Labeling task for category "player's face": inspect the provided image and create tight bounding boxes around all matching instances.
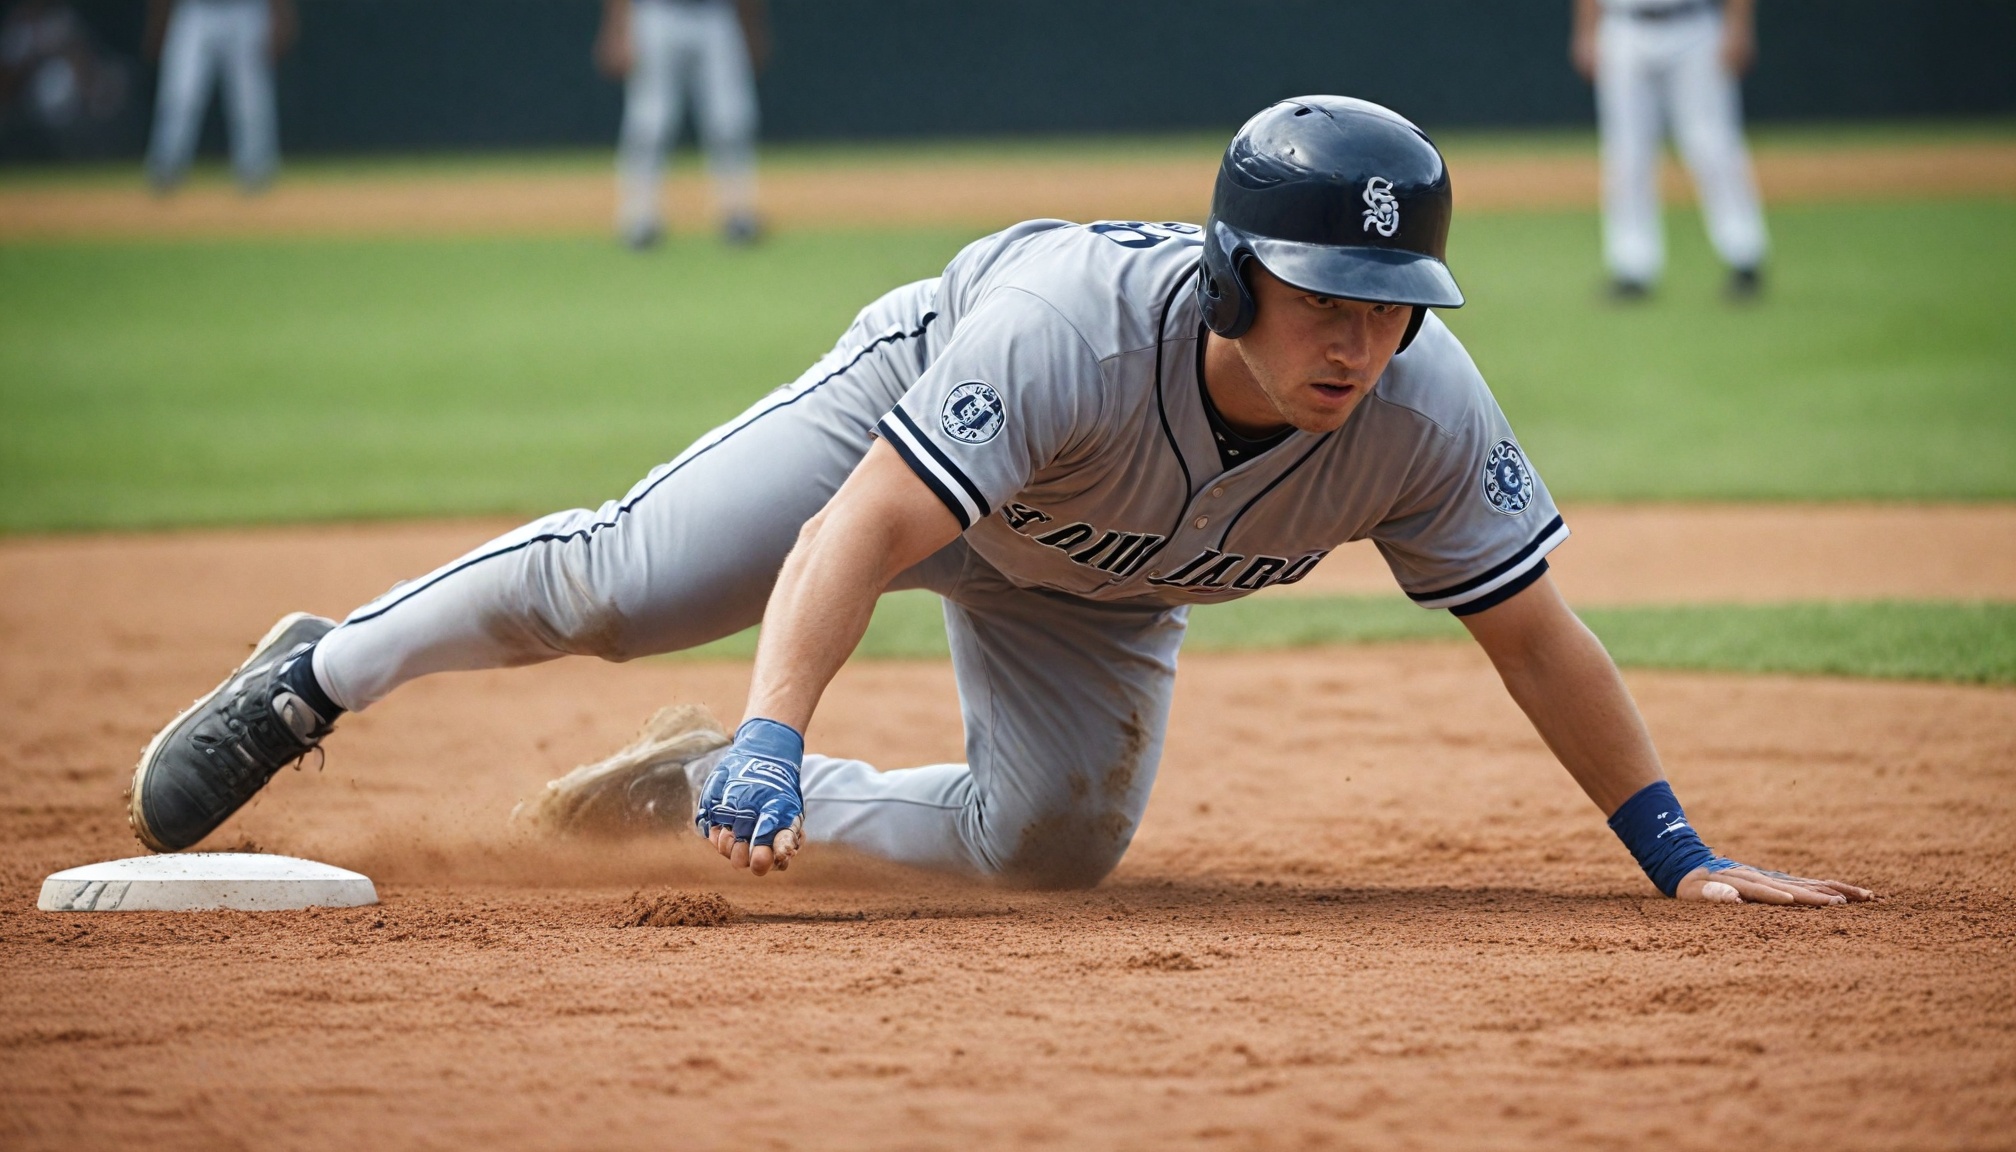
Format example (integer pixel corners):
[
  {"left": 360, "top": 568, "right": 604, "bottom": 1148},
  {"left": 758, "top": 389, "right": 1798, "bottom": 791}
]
[{"left": 1232, "top": 265, "right": 1412, "bottom": 434}]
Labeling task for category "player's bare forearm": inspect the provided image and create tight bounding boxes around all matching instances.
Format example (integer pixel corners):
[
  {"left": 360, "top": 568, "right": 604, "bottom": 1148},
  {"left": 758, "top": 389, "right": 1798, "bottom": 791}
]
[
  {"left": 1462, "top": 575, "right": 1874, "bottom": 905},
  {"left": 1570, "top": 0, "right": 1600, "bottom": 80},
  {"left": 144, "top": 0, "right": 172, "bottom": 60},
  {"left": 1459, "top": 573, "right": 1659, "bottom": 816},
  {"left": 744, "top": 439, "right": 962, "bottom": 734},
  {"left": 736, "top": 0, "right": 771, "bottom": 71},
  {"left": 593, "top": 0, "right": 631, "bottom": 77},
  {"left": 268, "top": 0, "right": 298, "bottom": 60},
  {"left": 1720, "top": 0, "right": 1757, "bottom": 74},
  {"left": 710, "top": 441, "right": 958, "bottom": 875}
]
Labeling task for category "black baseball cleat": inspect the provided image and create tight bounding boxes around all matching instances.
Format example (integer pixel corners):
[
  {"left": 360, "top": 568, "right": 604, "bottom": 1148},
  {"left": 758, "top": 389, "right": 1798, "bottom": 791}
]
[
  {"left": 722, "top": 212, "right": 763, "bottom": 247},
  {"left": 1725, "top": 265, "right": 1764, "bottom": 301},
  {"left": 1606, "top": 276, "right": 1652, "bottom": 302},
  {"left": 127, "top": 612, "right": 340, "bottom": 853},
  {"left": 621, "top": 221, "right": 664, "bottom": 251}
]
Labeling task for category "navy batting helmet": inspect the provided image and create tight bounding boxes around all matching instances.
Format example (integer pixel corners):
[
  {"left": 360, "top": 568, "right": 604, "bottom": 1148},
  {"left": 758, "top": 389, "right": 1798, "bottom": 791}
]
[{"left": 1199, "top": 96, "right": 1463, "bottom": 351}]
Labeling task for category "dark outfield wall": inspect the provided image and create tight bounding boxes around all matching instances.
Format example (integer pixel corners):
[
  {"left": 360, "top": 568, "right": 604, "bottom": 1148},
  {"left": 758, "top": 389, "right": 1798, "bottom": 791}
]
[{"left": 13, "top": 0, "right": 2016, "bottom": 159}]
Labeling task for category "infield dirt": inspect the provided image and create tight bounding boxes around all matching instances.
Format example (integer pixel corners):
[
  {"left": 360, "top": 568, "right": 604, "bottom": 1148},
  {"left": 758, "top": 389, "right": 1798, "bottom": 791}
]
[
  {"left": 2, "top": 514, "right": 2012, "bottom": 1150},
  {"left": 2, "top": 137, "right": 2010, "bottom": 240}
]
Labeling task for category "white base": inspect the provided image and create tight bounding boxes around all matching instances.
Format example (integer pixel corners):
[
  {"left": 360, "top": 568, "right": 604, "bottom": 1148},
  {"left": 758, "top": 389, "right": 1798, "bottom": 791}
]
[{"left": 38, "top": 853, "right": 378, "bottom": 912}]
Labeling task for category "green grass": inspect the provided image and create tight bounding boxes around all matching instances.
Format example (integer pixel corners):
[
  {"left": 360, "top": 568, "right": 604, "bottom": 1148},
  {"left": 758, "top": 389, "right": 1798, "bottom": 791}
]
[
  {"left": 3, "top": 195, "right": 2011, "bottom": 532},
  {"left": 1575, "top": 601, "right": 2016, "bottom": 684},
  {"left": 0, "top": 230, "right": 971, "bottom": 529},
  {"left": 1439, "top": 199, "right": 2016, "bottom": 500},
  {"left": 673, "top": 591, "right": 2016, "bottom": 685}
]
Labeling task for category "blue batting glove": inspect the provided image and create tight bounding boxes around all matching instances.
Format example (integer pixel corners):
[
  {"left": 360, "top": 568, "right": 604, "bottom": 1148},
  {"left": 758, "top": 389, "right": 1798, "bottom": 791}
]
[{"left": 695, "top": 718, "right": 805, "bottom": 849}]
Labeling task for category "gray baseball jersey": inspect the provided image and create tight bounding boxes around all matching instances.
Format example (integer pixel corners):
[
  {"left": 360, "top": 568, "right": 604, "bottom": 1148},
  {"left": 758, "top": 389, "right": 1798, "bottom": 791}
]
[
  {"left": 876, "top": 218, "right": 1566, "bottom": 614},
  {"left": 313, "top": 218, "right": 1565, "bottom": 888}
]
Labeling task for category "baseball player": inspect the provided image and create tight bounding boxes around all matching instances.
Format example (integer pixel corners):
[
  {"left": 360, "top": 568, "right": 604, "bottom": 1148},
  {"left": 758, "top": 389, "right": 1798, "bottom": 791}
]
[
  {"left": 1572, "top": 0, "right": 1768, "bottom": 298},
  {"left": 127, "top": 97, "right": 1869, "bottom": 907},
  {"left": 596, "top": 0, "right": 765, "bottom": 249},
  {"left": 142, "top": 0, "right": 293, "bottom": 193}
]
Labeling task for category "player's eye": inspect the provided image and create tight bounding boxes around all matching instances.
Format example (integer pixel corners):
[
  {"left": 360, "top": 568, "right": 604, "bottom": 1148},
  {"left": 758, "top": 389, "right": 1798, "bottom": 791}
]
[{"left": 1308, "top": 295, "right": 1337, "bottom": 308}]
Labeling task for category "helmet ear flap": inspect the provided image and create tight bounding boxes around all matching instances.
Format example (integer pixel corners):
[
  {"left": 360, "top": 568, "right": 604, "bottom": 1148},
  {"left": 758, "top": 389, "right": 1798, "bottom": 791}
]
[
  {"left": 1199, "top": 221, "right": 1257, "bottom": 339},
  {"left": 1396, "top": 306, "right": 1428, "bottom": 354}
]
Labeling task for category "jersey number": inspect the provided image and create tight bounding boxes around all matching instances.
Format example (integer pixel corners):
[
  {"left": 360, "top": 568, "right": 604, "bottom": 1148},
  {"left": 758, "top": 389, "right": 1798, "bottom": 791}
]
[{"left": 1089, "top": 221, "right": 1202, "bottom": 249}]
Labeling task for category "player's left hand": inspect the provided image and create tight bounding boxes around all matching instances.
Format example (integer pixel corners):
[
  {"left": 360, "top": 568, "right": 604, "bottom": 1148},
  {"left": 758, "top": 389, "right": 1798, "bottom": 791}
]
[
  {"left": 1719, "top": 23, "right": 1757, "bottom": 75},
  {"left": 593, "top": 28, "right": 633, "bottom": 78},
  {"left": 695, "top": 718, "right": 805, "bottom": 876},
  {"left": 1675, "top": 863, "right": 1875, "bottom": 906}
]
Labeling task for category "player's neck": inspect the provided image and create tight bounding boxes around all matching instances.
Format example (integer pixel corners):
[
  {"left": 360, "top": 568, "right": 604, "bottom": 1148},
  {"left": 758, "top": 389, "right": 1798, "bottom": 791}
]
[{"left": 1200, "top": 330, "right": 1295, "bottom": 439}]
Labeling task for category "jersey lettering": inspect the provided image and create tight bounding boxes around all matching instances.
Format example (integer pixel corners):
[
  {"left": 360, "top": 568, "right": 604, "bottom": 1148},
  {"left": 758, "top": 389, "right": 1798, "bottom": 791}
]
[
  {"left": 1033, "top": 522, "right": 1096, "bottom": 550},
  {"left": 1231, "top": 556, "right": 1286, "bottom": 590},
  {"left": 1147, "top": 547, "right": 1330, "bottom": 592},
  {"left": 1003, "top": 507, "right": 1166, "bottom": 578},
  {"left": 1185, "top": 553, "right": 1248, "bottom": 589},
  {"left": 1000, "top": 503, "right": 1053, "bottom": 532},
  {"left": 1273, "top": 551, "right": 1327, "bottom": 585}
]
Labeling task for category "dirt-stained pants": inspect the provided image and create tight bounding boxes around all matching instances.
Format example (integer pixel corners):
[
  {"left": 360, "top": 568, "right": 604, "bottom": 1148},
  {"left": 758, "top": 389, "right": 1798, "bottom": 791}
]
[{"left": 313, "top": 280, "right": 1183, "bottom": 889}]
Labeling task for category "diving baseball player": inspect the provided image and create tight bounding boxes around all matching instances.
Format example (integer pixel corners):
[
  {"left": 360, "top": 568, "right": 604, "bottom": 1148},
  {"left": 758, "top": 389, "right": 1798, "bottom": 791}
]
[
  {"left": 1572, "top": 0, "right": 1769, "bottom": 298},
  {"left": 143, "top": 0, "right": 294, "bottom": 192},
  {"left": 127, "top": 97, "right": 1869, "bottom": 907},
  {"left": 597, "top": 0, "right": 765, "bottom": 249}
]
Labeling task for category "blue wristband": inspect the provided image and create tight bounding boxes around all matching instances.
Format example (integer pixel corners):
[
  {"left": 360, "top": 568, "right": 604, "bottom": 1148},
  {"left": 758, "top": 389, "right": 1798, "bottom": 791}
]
[
  {"left": 694, "top": 719, "right": 807, "bottom": 848},
  {"left": 1606, "top": 781, "right": 1734, "bottom": 897},
  {"left": 734, "top": 717, "right": 804, "bottom": 765}
]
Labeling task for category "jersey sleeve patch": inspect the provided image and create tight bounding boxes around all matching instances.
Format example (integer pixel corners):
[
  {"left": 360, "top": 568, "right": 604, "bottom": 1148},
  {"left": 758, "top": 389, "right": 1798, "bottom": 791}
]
[
  {"left": 940, "top": 382, "right": 1006, "bottom": 444},
  {"left": 1482, "top": 439, "right": 1535, "bottom": 515},
  {"left": 1406, "top": 514, "right": 1567, "bottom": 611},
  {"left": 878, "top": 405, "right": 991, "bottom": 530}
]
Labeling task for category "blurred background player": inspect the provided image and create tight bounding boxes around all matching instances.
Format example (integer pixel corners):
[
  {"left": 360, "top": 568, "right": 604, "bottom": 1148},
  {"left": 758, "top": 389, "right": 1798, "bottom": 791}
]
[
  {"left": 143, "top": 0, "right": 296, "bottom": 193},
  {"left": 1572, "top": 0, "right": 1768, "bottom": 299},
  {"left": 596, "top": 0, "right": 766, "bottom": 250},
  {"left": 0, "top": 0, "right": 132, "bottom": 158}
]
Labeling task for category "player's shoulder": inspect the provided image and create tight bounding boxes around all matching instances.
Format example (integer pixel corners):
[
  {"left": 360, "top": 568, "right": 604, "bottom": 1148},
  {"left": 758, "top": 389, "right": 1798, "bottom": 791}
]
[
  {"left": 1361, "top": 311, "right": 1496, "bottom": 439},
  {"left": 941, "top": 219, "right": 1204, "bottom": 361}
]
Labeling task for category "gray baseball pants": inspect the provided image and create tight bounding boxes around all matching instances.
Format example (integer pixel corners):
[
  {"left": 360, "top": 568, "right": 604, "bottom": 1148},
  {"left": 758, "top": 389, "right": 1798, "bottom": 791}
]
[
  {"left": 616, "top": 0, "right": 759, "bottom": 235},
  {"left": 146, "top": 0, "right": 278, "bottom": 189},
  {"left": 313, "top": 280, "right": 1185, "bottom": 889},
  {"left": 1596, "top": 7, "right": 1768, "bottom": 283}
]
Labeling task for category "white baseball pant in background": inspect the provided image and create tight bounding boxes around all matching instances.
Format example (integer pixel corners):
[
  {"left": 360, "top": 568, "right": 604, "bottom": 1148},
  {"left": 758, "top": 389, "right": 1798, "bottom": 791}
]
[
  {"left": 616, "top": 0, "right": 759, "bottom": 241},
  {"left": 145, "top": 0, "right": 276, "bottom": 190},
  {"left": 1595, "top": 4, "right": 1767, "bottom": 285}
]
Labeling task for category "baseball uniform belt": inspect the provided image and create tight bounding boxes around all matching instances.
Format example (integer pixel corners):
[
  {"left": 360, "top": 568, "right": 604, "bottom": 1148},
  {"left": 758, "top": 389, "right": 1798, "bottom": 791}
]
[{"left": 1627, "top": 1, "right": 1714, "bottom": 22}]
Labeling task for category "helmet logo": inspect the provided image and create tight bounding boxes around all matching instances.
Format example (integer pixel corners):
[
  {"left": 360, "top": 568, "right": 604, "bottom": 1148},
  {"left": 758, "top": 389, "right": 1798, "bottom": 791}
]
[{"left": 1361, "top": 176, "right": 1400, "bottom": 238}]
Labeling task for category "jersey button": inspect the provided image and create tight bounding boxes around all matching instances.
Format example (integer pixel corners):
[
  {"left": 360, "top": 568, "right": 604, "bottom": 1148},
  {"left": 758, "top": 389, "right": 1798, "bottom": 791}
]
[
  {"left": 1193, "top": 516, "right": 1210, "bottom": 529},
  {"left": 1209, "top": 486, "right": 1225, "bottom": 498}
]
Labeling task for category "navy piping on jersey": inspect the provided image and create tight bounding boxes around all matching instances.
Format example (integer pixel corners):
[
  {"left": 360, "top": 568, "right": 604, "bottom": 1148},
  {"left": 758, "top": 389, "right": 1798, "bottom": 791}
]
[
  {"left": 1212, "top": 433, "right": 1333, "bottom": 550},
  {"left": 343, "top": 312, "right": 938, "bottom": 627},
  {"left": 1406, "top": 514, "right": 1568, "bottom": 612},
  {"left": 877, "top": 404, "right": 991, "bottom": 530},
  {"left": 1448, "top": 558, "right": 1550, "bottom": 617},
  {"left": 1142, "top": 266, "right": 1202, "bottom": 572}
]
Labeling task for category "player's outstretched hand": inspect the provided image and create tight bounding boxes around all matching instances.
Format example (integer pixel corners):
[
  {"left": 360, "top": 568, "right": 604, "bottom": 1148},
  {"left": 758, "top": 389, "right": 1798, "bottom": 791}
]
[
  {"left": 695, "top": 718, "right": 805, "bottom": 877},
  {"left": 1676, "top": 864, "right": 1875, "bottom": 906}
]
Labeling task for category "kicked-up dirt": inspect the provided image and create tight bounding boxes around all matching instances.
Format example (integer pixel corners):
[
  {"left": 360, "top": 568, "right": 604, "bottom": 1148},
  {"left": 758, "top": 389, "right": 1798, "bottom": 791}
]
[{"left": 0, "top": 515, "right": 2012, "bottom": 1150}]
